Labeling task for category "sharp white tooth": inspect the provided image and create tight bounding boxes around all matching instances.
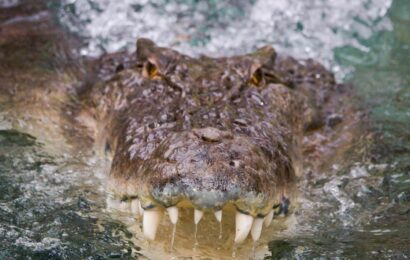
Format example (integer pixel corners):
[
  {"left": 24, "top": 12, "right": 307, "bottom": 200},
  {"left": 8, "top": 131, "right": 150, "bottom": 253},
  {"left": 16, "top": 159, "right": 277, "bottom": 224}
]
[
  {"left": 138, "top": 200, "right": 144, "bottom": 216},
  {"left": 264, "top": 210, "right": 274, "bottom": 227},
  {"left": 214, "top": 210, "right": 222, "bottom": 222},
  {"left": 251, "top": 218, "right": 264, "bottom": 241},
  {"left": 167, "top": 206, "right": 179, "bottom": 225},
  {"left": 130, "top": 199, "right": 140, "bottom": 215},
  {"left": 143, "top": 208, "right": 163, "bottom": 240},
  {"left": 194, "top": 209, "right": 204, "bottom": 225},
  {"left": 234, "top": 211, "right": 254, "bottom": 244}
]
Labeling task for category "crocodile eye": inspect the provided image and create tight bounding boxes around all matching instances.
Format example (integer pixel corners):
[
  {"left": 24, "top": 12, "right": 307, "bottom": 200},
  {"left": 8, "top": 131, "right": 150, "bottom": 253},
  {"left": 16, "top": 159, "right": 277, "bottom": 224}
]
[
  {"left": 250, "top": 67, "right": 263, "bottom": 86},
  {"left": 143, "top": 61, "right": 159, "bottom": 79}
]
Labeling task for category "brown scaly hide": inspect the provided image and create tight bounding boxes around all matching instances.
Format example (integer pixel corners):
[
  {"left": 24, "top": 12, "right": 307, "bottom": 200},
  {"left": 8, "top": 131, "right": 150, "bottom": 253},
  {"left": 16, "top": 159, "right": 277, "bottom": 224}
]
[{"left": 76, "top": 39, "right": 361, "bottom": 215}]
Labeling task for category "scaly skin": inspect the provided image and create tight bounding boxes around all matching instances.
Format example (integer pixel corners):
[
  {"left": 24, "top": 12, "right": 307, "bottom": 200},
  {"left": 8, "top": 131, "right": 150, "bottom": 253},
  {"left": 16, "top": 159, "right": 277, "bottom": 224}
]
[
  {"left": 78, "top": 38, "right": 357, "bottom": 217},
  {"left": 0, "top": 2, "right": 363, "bottom": 246}
]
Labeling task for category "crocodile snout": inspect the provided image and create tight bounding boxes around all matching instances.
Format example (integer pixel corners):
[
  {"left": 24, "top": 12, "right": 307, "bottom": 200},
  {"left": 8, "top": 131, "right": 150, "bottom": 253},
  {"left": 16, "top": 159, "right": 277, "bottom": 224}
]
[{"left": 107, "top": 126, "right": 294, "bottom": 242}]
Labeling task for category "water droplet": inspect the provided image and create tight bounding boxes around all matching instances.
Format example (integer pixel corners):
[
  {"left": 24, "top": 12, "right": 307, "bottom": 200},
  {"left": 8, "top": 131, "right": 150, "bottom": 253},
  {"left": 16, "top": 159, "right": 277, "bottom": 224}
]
[
  {"left": 193, "top": 223, "right": 199, "bottom": 251},
  {"left": 218, "top": 221, "right": 222, "bottom": 239},
  {"left": 232, "top": 243, "right": 237, "bottom": 258},
  {"left": 170, "top": 224, "right": 176, "bottom": 252}
]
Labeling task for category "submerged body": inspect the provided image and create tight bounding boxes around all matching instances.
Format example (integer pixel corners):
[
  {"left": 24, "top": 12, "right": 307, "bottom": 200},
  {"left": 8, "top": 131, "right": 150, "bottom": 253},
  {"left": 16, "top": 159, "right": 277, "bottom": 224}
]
[{"left": 75, "top": 38, "right": 359, "bottom": 243}]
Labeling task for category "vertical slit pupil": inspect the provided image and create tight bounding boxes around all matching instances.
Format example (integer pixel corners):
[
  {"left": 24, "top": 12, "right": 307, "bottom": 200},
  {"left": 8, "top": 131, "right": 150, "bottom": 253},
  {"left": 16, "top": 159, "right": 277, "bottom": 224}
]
[
  {"left": 146, "top": 61, "right": 158, "bottom": 77},
  {"left": 251, "top": 68, "right": 263, "bottom": 86}
]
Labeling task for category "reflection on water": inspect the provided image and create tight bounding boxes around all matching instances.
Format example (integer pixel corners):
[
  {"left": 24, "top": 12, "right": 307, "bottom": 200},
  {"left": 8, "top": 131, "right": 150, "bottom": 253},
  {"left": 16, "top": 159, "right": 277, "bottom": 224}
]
[{"left": 0, "top": 0, "right": 409, "bottom": 259}]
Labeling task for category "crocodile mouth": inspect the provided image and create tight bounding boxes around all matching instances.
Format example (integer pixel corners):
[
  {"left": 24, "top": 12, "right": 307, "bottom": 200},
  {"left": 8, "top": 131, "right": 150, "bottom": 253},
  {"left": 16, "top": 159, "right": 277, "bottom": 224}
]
[
  {"left": 106, "top": 194, "right": 291, "bottom": 245},
  {"left": 106, "top": 127, "right": 296, "bottom": 244}
]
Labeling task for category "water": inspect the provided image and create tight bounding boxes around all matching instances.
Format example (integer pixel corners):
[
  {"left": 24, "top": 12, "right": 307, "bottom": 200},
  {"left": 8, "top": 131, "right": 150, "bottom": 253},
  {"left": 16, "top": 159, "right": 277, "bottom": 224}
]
[
  {"left": 1, "top": 0, "right": 409, "bottom": 258},
  {"left": 52, "top": 0, "right": 392, "bottom": 78}
]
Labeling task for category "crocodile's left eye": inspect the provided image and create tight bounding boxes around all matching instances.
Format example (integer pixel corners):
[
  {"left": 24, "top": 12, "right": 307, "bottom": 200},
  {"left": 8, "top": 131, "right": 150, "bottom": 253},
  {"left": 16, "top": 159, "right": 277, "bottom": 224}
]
[
  {"left": 143, "top": 60, "right": 160, "bottom": 79},
  {"left": 250, "top": 67, "right": 264, "bottom": 87}
]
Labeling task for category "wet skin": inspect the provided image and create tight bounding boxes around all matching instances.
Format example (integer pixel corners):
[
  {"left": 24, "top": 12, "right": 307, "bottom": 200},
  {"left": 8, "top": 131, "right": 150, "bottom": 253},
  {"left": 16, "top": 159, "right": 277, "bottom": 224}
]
[
  {"left": 0, "top": 1, "right": 365, "bottom": 250},
  {"left": 78, "top": 38, "right": 358, "bottom": 221}
]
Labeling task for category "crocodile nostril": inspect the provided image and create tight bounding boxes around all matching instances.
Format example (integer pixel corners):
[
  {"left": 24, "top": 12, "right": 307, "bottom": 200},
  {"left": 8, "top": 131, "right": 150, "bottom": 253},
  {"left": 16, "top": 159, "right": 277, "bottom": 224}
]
[{"left": 229, "top": 160, "right": 240, "bottom": 167}]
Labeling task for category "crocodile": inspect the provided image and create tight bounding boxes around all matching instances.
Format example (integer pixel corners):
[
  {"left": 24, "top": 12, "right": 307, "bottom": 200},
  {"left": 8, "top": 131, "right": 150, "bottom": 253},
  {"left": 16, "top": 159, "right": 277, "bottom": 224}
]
[{"left": 73, "top": 38, "right": 359, "bottom": 243}]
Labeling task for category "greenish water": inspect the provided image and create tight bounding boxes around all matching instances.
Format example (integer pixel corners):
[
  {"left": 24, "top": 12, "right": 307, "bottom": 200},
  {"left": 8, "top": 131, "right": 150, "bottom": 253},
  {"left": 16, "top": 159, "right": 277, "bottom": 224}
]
[
  {"left": 337, "top": 0, "right": 410, "bottom": 202},
  {"left": 0, "top": 0, "right": 409, "bottom": 259}
]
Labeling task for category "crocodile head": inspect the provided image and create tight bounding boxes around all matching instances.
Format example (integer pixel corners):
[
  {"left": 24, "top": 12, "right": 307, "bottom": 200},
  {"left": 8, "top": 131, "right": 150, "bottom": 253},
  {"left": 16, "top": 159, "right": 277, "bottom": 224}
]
[{"left": 89, "top": 38, "right": 302, "bottom": 243}]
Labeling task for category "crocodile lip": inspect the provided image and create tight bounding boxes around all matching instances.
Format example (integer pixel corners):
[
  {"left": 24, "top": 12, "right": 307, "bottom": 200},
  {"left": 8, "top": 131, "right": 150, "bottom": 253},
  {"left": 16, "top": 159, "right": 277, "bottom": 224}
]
[{"left": 107, "top": 127, "right": 295, "bottom": 243}]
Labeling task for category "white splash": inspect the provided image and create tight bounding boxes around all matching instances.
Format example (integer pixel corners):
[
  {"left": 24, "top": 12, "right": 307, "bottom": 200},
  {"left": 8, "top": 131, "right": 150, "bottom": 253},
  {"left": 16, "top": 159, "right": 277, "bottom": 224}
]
[{"left": 57, "top": 0, "right": 392, "bottom": 78}]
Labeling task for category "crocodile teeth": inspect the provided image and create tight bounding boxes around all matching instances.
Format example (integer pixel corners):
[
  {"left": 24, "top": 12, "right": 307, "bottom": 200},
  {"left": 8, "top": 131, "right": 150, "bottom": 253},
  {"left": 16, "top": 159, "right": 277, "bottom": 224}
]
[
  {"left": 167, "top": 206, "right": 179, "bottom": 225},
  {"left": 143, "top": 208, "right": 163, "bottom": 240},
  {"left": 214, "top": 210, "right": 222, "bottom": 222},
  {"left": 264, "top": 210, "right": 274, "bottom": 227},
  {"left": 130, "top": 199, "right": 140, "bottom": 215},
  {"left": 138, "top": 201, "right": 144, "bottom": 216},
  {"left": 251, "top": 218, "right": 264, "bottom": 241},
  {"left": 194, "top": 209, "right": 204, "bottom": 225},
  {"left": 234, "top": 211, "right": 254, "bottom": 244}
]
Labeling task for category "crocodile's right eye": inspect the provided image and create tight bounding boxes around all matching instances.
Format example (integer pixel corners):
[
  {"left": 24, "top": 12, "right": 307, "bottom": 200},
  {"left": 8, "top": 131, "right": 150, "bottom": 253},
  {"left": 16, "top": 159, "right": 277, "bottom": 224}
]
[{"left": 250, "top": 67, "right": 263, "bottom": 87}]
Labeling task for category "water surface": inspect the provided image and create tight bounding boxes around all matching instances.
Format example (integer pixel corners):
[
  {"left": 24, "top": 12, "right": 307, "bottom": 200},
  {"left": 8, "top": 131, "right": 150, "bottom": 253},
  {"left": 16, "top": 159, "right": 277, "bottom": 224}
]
[{"left": 0, "top": 0, "right": 409, "bottom": 258}]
